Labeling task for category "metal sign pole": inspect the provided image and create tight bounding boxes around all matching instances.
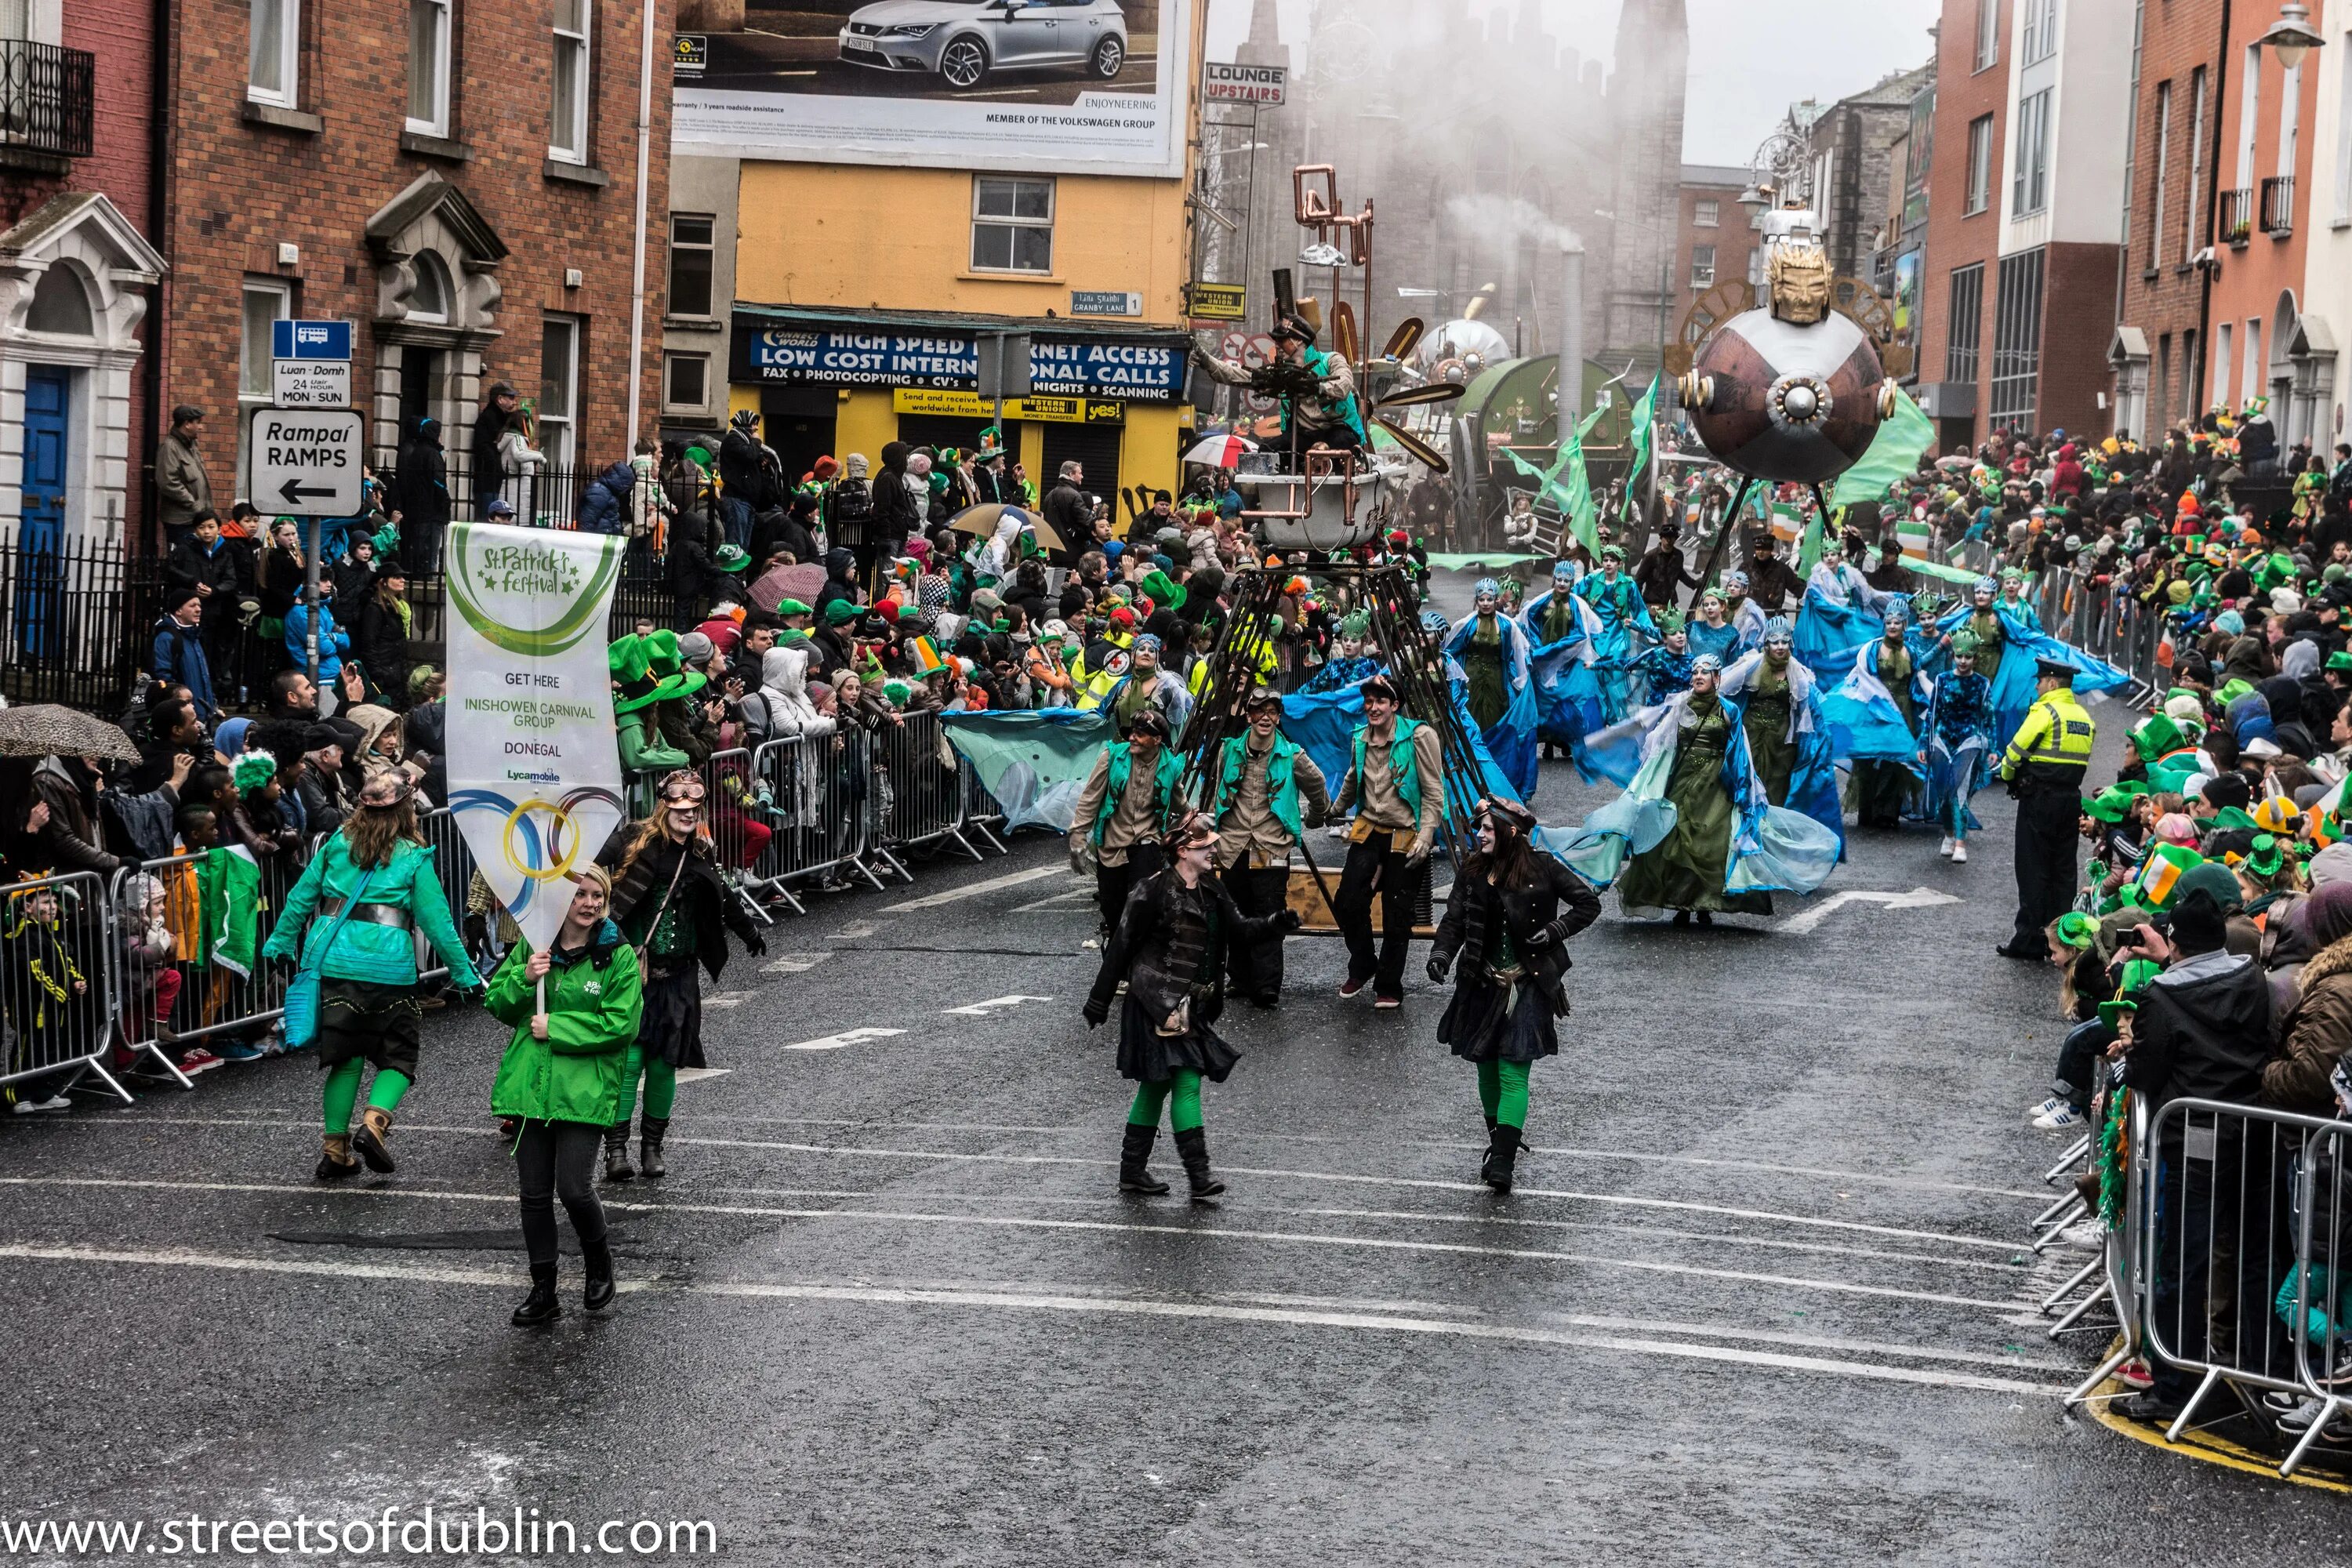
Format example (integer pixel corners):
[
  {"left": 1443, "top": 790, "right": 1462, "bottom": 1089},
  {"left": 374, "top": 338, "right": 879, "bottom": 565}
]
[{"left": 303, "top": 515, "right": 322, "bottom": 688}]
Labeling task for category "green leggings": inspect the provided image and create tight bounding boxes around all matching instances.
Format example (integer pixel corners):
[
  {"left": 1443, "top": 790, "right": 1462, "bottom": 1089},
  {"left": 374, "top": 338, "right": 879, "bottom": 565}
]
[
  {"left": 1476, "top": 1059, "right": 1530, "bottom": 1129},
  {"left": 1127, "top": 1070, "right": 1204, "bottom": 1133},
  {"left": 619, "top": 1045, "right": 677, "bottom": 1122},
  {"left": 321, "top": 1060, "right": 412, "bottom": 1134}
]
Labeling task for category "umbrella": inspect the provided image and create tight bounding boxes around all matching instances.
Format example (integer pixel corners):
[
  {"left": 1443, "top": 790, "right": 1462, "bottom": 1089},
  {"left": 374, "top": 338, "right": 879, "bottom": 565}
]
[
  {"left": 948, "top": 502, "right": 1065, "bottom": 555},
  {"left": 0, "top": 704, "right": 139, "bottom": 764},
  {"left": 1182, "top": 433, "right": 1256, "bottom": 467},
  {"left": 750, "top": 561, "right": 826, "bottom": 615}
]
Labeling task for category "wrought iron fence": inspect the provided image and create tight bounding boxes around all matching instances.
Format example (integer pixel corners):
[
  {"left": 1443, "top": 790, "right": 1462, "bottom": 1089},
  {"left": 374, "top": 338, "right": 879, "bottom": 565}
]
[{"left": 2261, "top": 174, "right": 2297, "bottom": 237}]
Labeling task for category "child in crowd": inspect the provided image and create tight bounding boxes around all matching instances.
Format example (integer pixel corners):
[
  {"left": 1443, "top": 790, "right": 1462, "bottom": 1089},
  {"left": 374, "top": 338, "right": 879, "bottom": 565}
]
[{"left": 3, "top": 877, "right": 99, "bottom": 1114}]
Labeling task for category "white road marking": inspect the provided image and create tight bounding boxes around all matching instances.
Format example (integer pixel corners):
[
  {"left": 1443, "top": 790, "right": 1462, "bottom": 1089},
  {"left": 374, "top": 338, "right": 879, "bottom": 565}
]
[
  {"left": 1780, "top": 886, "right": 1963, "bottom": 936},
  {"left": 784, "top": 1027, "right": 906, "bottom": 1052},
  {"left": 703, "top": 995, "right": 746, "bottom": 1009},
  {"left": 0, "top": 1178, "right": 2018, "bottom": 1312},
  {"left": 1547, "top": 1312, "right": 2080, "bottom": 1374},
  {"left": 762, "top": 953, "right": 833, "bottom": 974},
  {"left": 882, "top": 865, "right": 1065, "bottom": 911},
  {"left": 829, "top": 920, "right": 877, "bottom": 939},
  {"left": 941, "top": 994, "right": 1054, "bottom": 1017},
  {"left": 1011, "top": 889, "right": 1096, "bottom": 913},
  {"left": 670, "top": 1068, "right": 732, "bottom": 1084},
  {"left": 42, "top": 1118, "right": 2025, "bottom": 1250},
  {"left": 0, "top": 1242, "right": 2063, "bottom": 1398}
]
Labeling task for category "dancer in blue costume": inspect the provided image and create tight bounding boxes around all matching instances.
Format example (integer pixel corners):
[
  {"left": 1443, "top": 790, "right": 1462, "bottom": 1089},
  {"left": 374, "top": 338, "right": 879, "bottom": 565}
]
[
  {"left": 1572, "top": 545, "right": 1656, "bottom": 724},
  {"left": 1825, "top": 599, "right": 1933, "bottom": 830},
  {"left": 1719, "top": 618, "right": 1846, "bottom": 860},
  {"left": 1523, "top": 561, "right": 1606, "bottom": 762},
  {"left": 1720, "top": 569, "right": 1768, "bottom": 652},
  {"left": 1629, "top": 612, "right": 1697, "bottom": 702},
  {"left": 1932, "top": 575, "right": 2128, "bottom": 750},
  {"left": 1686, "top": 587, "right": 1743, "bottom": 668},
  {"left": 1921, "top": 631, "right": 1998, "bottom": 864},
  {"left": 1559, "top": 655, "right": 1839, "bottom": 925},
  {"left": 1446, "top": 582, "right": 1539, "bottom": 799}
]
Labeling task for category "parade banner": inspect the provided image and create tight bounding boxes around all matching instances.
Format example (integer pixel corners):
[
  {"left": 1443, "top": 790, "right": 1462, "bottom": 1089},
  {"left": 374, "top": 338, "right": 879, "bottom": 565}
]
[
  {"left": 675, "top": 0, "right": 1196, "bottom": 180},
  {"left": 441, "top": 522, "right": 630, "bottom": 955}
]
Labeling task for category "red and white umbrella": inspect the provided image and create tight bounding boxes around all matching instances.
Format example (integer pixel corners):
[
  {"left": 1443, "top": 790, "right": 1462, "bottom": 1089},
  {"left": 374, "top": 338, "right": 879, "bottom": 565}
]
[{"left": 1182, "top": 432, "right": 1257, "bottom": 467}]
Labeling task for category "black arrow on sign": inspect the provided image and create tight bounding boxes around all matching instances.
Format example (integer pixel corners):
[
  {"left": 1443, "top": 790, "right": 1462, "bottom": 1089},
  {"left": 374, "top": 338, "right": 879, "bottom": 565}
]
[{"left": 278, "top": 479, "right": 339, "bottom": 506}]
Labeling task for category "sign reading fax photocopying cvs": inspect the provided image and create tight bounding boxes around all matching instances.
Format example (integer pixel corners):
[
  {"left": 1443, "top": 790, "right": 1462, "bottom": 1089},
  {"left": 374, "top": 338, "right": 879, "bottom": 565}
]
[
  {"left": 673, "top": 0, "right": 1196, "bottom": 179},
  {"left": 732, "top": 318, "right": 1188, "bottom": 402}
]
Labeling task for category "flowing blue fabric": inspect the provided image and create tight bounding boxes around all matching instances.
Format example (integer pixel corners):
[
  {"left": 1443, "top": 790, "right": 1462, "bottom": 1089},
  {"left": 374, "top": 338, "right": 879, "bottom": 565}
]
[
  {"left": 1718, "top": 649, "right": 1847, "bottom": 861},
  {"left": 1793, "top": 586, "right": 1888, "bottom": 683},
  {"left": 1686, "top": 619, "right": 1743, "bottom": 667},
  {"left": 1520, "top": 589, "right": 1610, "bottom": 774},
  {"left": 1931, "top": 599, "right": 2130, "bottom": 749},
  {"left": 1819, "top": 641, "right": 1929, "bottom": 778},
  {"left": 1571, "top": 572, "right": 1657, "bottom": 724},
  {"left": 1444, "top": 611, "right": 1541, "bottom": 797},
  {"left": 940, "top": 709, "right": 1115, "bottom": 833},
  {"left": 1921, "top": 670, "right": 1996, "bottom": 836},
  {"left": 1552, "top": 692, "right": 1840, "bottom": 901}
]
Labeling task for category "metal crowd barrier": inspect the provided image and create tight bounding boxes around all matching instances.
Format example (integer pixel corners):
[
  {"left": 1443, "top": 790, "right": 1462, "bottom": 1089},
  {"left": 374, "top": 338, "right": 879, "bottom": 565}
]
[
  {"left": 880, "top": 710, "right": 991, "bottom": 863},
  {"left": 2064, "top": 1090, "right": 2152, "bottom": 1397},
  {"left": 744, "top": 730, "right": 893, "bottom": 906},
  {"left": 108, "top": 848, "right": 303, "bottom": 1082},
  {"left": 2131, "top": 1096, "right": 2349, "bottom": 1476},
  {"left": 0, "top": 869, "right": 126, "bottom": 1106}
]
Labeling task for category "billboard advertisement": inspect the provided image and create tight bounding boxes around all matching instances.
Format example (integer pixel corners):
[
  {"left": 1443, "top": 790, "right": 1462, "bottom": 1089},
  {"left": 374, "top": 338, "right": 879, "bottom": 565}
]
[
  {"left": 729, "top": 314, "right": 1189, "bottom": 401},
  {"left": 675, "top": 0, "right": 1195, "bottom": 178}
]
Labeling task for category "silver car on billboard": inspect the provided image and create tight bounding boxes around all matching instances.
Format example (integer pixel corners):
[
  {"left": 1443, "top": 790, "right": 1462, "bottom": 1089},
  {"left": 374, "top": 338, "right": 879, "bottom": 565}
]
[{"left": 838, "top": 0, "right": 1129, "bottom": 91}]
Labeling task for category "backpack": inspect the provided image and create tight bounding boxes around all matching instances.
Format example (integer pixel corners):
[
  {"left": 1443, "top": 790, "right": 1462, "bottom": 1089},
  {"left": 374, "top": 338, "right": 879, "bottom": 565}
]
[{"left": 831, "top": 479, "right": 872, "bottom": 524}]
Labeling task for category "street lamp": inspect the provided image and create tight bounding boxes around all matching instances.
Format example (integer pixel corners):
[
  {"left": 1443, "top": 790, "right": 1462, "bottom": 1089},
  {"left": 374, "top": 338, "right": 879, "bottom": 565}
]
[{"left": 2260, "top": 3, "right": 2325, "bottom": 70}]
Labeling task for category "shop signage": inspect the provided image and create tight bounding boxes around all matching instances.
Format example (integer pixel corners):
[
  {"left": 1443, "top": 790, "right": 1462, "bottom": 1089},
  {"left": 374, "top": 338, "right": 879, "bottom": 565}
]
[
  {"left": 736, "top": 322, "right": 1184, "bottom": 402},
  {"left": 1203, "top": 62, "right": 1287, "bottom": 106},
  {"left": 892, "top": 388, "right": 1124, "bottom": 426},
  {"left": 1184, "top": 282, "right": 1247, "bottom": 321}
]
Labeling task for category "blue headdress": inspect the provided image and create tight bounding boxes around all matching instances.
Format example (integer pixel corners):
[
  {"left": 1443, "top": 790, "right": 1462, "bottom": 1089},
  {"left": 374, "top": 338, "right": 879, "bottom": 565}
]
[
  {"left": 1552, "top": 559, "right": 1577, "bottom": 583},
  {"left": 1690, "top": 653, "right": 1723, "bottom": 676},
  {"left": 1762, "top": 615, "right": 1795, "bottom": 647},
  {"left": 1131, "top": 632, "right": 1162, "bottom": 659},
  {"left": 1473, "top": 576, "right": 1502, "bottom": 601},
  {"left": 1722, "top": 568, "right": 1749, "bottom": 590},
  {"left": 1880, "top": 598, "right": 1910, "bottom": 626},
  {"left": 1419, "top": 609, "right": 1451, "bottom": 635},
  {"left": 1973, "top": 575, "right": 1998, "bottom": 598}
]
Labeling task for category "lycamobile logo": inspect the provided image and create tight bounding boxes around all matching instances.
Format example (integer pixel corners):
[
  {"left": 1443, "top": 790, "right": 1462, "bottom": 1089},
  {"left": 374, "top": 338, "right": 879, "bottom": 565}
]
[{"left": 445, "top": 522, "right": 622, "bottom": 656}]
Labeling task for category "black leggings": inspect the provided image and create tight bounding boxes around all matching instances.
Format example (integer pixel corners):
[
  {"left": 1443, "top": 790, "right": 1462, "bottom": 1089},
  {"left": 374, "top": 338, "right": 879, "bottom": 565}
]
[{"left": 514, "top": 1120, "right": 608, "bottom": 1268}]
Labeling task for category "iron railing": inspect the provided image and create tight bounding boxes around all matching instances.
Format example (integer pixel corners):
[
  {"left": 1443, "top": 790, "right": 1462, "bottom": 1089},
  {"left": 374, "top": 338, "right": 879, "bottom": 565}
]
[
  {"left": 2261, "top": 174, "right": 2296, "bottom": 237},
  {"left": 0, "top": 41, "right": 93, "bottom": 159},
  {"left": 2219, "top": 186, "right": 2255, "bottom": 243}
]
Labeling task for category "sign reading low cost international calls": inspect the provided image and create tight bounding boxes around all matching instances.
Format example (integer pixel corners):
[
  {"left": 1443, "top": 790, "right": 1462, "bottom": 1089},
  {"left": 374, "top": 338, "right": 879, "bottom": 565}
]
[{"left": 743, "top": 329, "right": 1184, "bottom": 401}]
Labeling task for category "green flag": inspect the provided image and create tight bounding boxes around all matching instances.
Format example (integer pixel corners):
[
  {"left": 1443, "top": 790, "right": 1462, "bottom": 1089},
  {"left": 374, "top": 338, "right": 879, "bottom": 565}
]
[
  {"left": 1797, "top": 502, "right": 1826, "bottom": 577},
  {"left": 1830, "top": 386, "right": 1936, "bottom": 506},
  {"left": 1504, "top": 403, "right": 1606, "bottom": 554},
  {"left": 1627, "top": 375, "right": 1659, "bottom": 490}
]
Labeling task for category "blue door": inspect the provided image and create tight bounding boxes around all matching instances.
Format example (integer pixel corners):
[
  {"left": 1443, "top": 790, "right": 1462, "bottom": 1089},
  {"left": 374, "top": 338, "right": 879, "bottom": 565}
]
[{"left": 16, "top": 365, "right": 69, "bottom": 657}]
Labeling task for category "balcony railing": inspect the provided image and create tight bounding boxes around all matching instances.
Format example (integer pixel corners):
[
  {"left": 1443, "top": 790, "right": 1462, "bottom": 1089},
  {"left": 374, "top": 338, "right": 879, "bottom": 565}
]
[
  {"left": 2261, "top": 175, "right": 2296, "bottom": 236},
  {"left": 0, "top": 41, "right": 94, "bottom": 160},
  {"left": 2218, "top": 186, "right": 2255, "bottom": 245}
]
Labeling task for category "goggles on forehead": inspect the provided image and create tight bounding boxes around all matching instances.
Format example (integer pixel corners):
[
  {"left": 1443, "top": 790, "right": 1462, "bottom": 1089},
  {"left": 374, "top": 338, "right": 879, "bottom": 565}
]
[{"left": 657, "top": 770, "right": 707, "bottom": 804}]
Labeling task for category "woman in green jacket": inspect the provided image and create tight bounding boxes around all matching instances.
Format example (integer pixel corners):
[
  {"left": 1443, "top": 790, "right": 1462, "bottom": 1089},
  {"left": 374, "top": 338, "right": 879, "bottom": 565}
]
[
  {"left": 263, "top": 769, "right": 481, "bottom": 1179},
  {"left": 485, "top": 865, "right": 644, "bottom": 1325}
]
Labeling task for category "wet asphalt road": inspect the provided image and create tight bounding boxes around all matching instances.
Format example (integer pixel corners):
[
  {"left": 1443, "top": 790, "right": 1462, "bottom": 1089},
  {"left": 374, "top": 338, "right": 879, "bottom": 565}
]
[{"left": 2, "top": 584, "right": 2343, "bottom": 1563}]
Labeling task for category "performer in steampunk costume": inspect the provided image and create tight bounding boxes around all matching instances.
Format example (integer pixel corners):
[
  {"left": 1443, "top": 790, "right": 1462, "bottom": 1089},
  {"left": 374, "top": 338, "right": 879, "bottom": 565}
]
[
  {"left": 1069, "top": 707, "right": 1185, "bottom": 938},
  {"left": 1425, "top": 798, "right": 1602, "bottom": 1194},
  {"left": 1210, "top": 686, "right": 1330, "bottom": 1007},
  {"left": 1331, "top": 673, "right": 1443, "bottom": 1008},
  {"left": 1083, "top": 811, "right": 1301, "bottom": 1201},
  {"left": 1193, "top": 313, "right": 1367, "bottom": 468},
  {"left": 596, "top": 769, "right": 767, "bottom": 1181}
]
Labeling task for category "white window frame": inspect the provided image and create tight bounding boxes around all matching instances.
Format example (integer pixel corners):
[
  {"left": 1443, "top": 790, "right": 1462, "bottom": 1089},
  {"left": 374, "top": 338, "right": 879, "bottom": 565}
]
[
  {"left": 549, "top": 0, "right": 591, "bottom": 165},
  {"left": 2238, "top": 45, "right": 2262, "bottom": 191},
  {"left": 2148, "top": 81, "right": 2172, "bottom": 267},
  {"left": 1693, "top": 198, "right": 1719, "bottom": 229},
  {"left": 663, "top": 351, "right": 710, "bottom": 412},
  {"left": 2185, "top": 66, "right": 2209, "bottom": 254},
  {"left": 2245, "top": 319, "right": 2263, "bottom": 412},
  {"left": 407, "top": 0, "right": 452, "bottom": 137},
  {"left": 666, "top": 213, "right": 717, "bottom": 319},
  {"left": 2279, "top": 62, "right": 2300, "bottom": 183},
  {"left": 237, "top": 279, "right": 293, "bottom": 494},
  {"left": 970, "top": 176, "right": 1056, "bottom": 276},
  {"left": 247, "top": 0, "right": 300, "bottom": 107},
  {"left": 539, "top": 313, "right": 581, "bottom": 467},
  {"left": 1965, "top": 114, "right": 1993, "bottom": 215},
  {"left": 2337, "top": 31, "right": 2352, "bottom": 222},
  {"left": 2023, "top": 0, "right": 2060, "bottom": 65},
  {"left": 1975, "top": 0, "right": 2000, "bottom": 71},
  {"left": 2215, "top": 321, "right": 2234, "bottom": 407},
  {"left": 1689, "top": 245, "right": 1715, "bottom": 290},
  {"left": 2013, "top": 89, "right": 2051, "bottom": 216}
]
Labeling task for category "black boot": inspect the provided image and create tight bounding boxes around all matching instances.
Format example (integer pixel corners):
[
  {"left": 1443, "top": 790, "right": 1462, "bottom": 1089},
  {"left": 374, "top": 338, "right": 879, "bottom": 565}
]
[
  {"left": 639, "top": 1115, "right": 669, "bottom": 1179},
  {"left": 1119, "top": 1122, "right": 1171, "bottom": 1194},
  {"left": 1173, "top": 1127, "right": 1225, "bottom": 1203},
  {"left": 602, "top": 1121, "right": 635, "bottom": 1182},
  {"left": 510, "top": 1262, "right": 562, "bottom": 1327},
  {"left": 1480, "top": 1123, "right": 1523, "bottom": 1194},
  {"left": 582, "top": 1235, "right": 615, "bottom": 1312}
]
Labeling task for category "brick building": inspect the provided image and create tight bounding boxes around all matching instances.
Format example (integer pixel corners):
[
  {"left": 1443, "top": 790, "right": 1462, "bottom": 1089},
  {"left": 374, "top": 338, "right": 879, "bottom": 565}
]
[
  {"left": 1672, "top": 164, "right": 1755, "bottom": 319},
  {"left": 157, "top": 0, "right": 670, "bottom": 546},
  {"left": 0, "top": 0, "right": 168, "bottom": 546},
  {"left": 1917, "top": 0, "right": 2013, "bottom": 449},
  {"left": 1915, "top": 0, "right": 2130, "bottom": 451},
  {"left": 1799, "top": 64, "right": 1936, "bottom": 285}
]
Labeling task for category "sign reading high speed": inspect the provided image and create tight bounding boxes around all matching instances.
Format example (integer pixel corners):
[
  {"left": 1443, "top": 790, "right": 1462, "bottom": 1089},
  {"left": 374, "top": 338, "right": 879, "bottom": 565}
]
[{"left": 249, "top": 408, "right": 365, "bottom": 517}]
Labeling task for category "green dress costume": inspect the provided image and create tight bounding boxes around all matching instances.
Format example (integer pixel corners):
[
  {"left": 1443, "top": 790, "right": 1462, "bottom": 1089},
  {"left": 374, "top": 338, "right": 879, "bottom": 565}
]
[
  {"left": 1741, "top": 661, "right": 1797, "bottom": 806},
  {"left": 1463, "top": 615, "right": 1508, "bottom": 731},
  {"left": 1965, "top": 608, "right": 2006, "bottom": 673},
  {"left": 1617, "top": 695, "right": 1773, "bottom": 916}
]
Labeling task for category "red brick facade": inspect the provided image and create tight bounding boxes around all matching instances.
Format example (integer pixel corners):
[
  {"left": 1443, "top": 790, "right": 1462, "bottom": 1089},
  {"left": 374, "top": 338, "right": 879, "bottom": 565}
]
[
  {"left": 1916, "top": 0, "right": 2009, "bottom": 452},
  {"left": 2113, "top": 0, "right": 2226, "bottom": 439},
  {"left": 158, "top": 0, "right": 670, "bottom": 528},
  {"left": 1672, "top": 167, "right": 1753, "bottom": 332}
]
